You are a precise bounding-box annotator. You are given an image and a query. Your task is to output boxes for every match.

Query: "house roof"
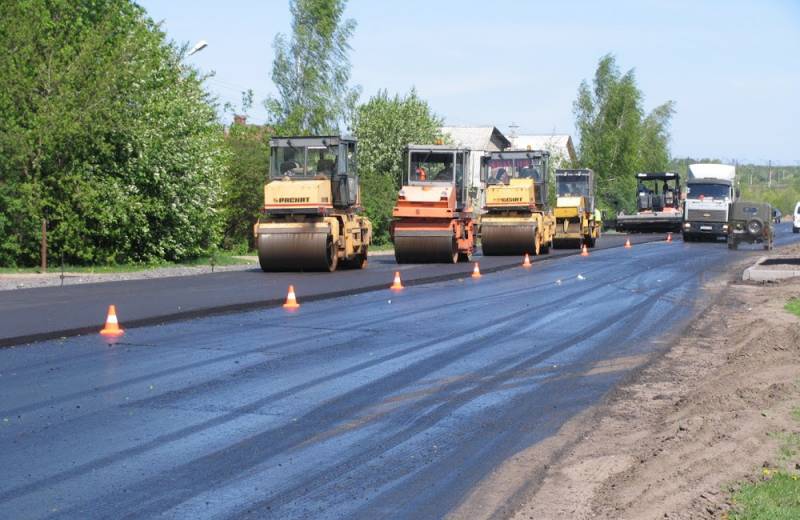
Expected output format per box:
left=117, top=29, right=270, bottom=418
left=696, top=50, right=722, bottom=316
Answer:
left=441, top=126, right=511, bottom=152
left=510, top=134, right=576, bottom=163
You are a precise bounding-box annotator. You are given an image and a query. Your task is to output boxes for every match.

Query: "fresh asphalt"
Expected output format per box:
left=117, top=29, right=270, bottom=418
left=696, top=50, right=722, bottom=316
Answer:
left=0, top=223, right=797, bottom=520
left=0, top=233, right=661, bottom=346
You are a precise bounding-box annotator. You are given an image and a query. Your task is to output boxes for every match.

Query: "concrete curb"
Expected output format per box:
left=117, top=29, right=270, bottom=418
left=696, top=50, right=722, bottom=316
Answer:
left=742, top=256, right=800, bottom=281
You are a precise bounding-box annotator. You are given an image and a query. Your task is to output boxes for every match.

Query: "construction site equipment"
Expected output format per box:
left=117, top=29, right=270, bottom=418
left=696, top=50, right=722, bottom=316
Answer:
left=683, top=164, right=737, bottom=241
left=100, top=305, right=124, bottom=337
left=480, top=150, right=555, bottom=255
left=283, top=285, right=300, bottom=309
left=522, top=253, right=532, bottom=268
left=391, top=145, right=476, bottom=263
left=471, top=262, right=481, bottom=278
left=390, top=272, right=404, bottom=290
left=616, top=172, right=683, bottom=233
left=254, top=136, right=372, bottom=272
left=553, top=169, right=601, bottom=248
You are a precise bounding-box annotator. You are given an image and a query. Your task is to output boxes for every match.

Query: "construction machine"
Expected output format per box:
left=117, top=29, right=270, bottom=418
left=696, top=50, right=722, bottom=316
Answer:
left=254, top=136, right=372, bottom=272
left=391, top=144, right=476, bottom=263
left=553, top=169, right=601, bottom=248
left=616, top=172, right=683, bottom=233
left=479, top=150, right=555, bottom=255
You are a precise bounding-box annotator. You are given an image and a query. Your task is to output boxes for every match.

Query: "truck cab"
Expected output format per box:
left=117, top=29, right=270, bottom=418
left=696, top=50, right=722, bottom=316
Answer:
left=683, top=164, right=737, bottom=242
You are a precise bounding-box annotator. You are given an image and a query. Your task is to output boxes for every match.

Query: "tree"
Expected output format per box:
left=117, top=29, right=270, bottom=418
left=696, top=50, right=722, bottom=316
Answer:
left=0, top=0, right=226, bottom=266
left=220, top=112, right=270, bottom=252
left=353, top=89, right=443, bottom=243
left=265, top=0, right=360, bottom=135
left=573, top=54, right=675, bottom=213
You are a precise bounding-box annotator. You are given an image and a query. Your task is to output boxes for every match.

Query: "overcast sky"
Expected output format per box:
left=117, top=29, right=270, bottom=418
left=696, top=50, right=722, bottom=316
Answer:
left=137, top=0, right=800, bottom=164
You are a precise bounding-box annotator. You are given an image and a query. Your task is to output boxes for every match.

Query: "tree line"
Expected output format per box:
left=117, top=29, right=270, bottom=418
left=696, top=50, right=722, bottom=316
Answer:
left=0, top=0, right=677, bottom=267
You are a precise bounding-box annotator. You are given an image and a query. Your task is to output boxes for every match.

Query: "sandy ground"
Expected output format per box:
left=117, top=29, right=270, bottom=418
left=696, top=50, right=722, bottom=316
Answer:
left=449, top=244, right=800, bottom=520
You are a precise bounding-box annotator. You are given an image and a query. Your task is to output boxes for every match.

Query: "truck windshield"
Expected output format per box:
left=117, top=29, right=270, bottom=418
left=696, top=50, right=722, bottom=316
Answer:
left=271, top=145, right=339, bottom=179
left=410, top=151, right=454, bottom=183
left=487, top=158, right=543, bottom=185
left=686, top=184, right=730, bottom=199
left=557, top=174, right=589, bottom=196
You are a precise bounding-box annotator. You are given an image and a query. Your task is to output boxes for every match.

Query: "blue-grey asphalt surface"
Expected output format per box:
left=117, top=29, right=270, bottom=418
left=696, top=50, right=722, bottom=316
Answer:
left=0, top=234, right=660, bottom=346
left=1, top=223, right=797, bottom=520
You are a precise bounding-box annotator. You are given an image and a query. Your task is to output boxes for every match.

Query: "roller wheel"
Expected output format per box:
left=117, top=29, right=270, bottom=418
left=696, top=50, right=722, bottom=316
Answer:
left=342, top=246, right=368, bottom=269
left=540, top=240, right=550, bottom=255
left=324, top=235, right=338, bottom=272
left=457, top=251, right=472, bottom=262
left=534, top=233, right=541, bottom=256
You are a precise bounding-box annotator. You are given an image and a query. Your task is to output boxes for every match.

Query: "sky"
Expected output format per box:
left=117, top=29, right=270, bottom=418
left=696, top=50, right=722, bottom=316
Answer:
left=137, top=0, right=800, bottom=164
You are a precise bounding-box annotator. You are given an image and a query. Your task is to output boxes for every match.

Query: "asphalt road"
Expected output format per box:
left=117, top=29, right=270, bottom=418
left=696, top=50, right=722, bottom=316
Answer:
left=0, top=233, right=662, bottom=346
left=0, top=223, right=796, bottom=520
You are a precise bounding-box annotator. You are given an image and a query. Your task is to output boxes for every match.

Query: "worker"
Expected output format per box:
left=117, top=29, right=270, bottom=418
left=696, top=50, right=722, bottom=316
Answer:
left=416, top=166, right=427, bottom=181
left=495, top=168, right=509, bottom=184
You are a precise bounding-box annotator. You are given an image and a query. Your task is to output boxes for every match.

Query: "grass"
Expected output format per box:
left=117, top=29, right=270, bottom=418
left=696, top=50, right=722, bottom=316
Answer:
left=729, top=473, right=800, bottom=519
left=785, top=298, right=800, bottom=318
left=727, top=410, right=800, bottom=518
left=0, top=252, right=254, bottom=275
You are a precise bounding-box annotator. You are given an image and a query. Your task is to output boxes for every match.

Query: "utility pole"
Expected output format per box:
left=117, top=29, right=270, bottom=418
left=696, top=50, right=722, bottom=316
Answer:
left=768, top=160, right=772, bottom=188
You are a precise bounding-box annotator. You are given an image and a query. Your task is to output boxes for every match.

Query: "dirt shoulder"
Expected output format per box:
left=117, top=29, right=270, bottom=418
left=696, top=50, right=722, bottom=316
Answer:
left=448, top=244, right=800, bottom=520
left=519, top=245, right=800, bottom=519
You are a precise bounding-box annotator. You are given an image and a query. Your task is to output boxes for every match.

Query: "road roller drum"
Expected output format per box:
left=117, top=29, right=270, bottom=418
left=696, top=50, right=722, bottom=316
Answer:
left=258, top=228, right=336, bottom=272
left=481, top=222, right=539, bottom=256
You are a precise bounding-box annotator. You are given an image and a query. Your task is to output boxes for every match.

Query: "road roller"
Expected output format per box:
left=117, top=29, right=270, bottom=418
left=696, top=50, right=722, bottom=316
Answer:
left=253, top=136, right=371, bottom=272
left=553, top=169, right=601, bottom=248
left=479, top=150, right=555, bottom=256
left=391, top=144, right=476, bottom=263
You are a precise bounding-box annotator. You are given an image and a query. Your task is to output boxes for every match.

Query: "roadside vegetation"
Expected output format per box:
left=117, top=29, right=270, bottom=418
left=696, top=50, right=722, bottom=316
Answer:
left=4, top=0, right=789, bottom=269
left=785, top=298, right=800, bottom=318
left=728, top=408, right=800, bottom=519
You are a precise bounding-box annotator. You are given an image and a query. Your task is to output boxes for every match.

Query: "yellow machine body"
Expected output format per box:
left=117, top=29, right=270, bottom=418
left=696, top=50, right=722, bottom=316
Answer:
left=481, top=170, right=555, bottom=256
left=254, top=136, right=372, bottom=272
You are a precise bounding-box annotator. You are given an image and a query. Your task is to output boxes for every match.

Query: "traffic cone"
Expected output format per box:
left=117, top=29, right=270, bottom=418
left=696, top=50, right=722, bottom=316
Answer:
left=624, top=238, right=632, bottom=249
left=522, top=253, right=532, bottom=268
left=472, top=262, right=481, bottom=278
left=666, top=232, right=673, bottom=243
left=390, top=271, right=404, bottom=290
left=99, top=305, right=124, bottom=337
left=283, top=285, right=300, bottom=309
left=581, top=244, right=589, bottom=256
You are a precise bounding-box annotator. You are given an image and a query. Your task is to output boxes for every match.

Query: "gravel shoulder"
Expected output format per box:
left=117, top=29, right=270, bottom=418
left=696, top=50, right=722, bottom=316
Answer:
left=449, top=243, right=800, bottom=519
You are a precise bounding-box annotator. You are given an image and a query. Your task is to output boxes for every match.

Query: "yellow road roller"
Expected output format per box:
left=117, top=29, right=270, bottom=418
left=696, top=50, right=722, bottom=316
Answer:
left=479, top=150, right=555, bottom=255
left=553, top=168, right=601, bottom=248
left=254, top=136, right=371, bottom=272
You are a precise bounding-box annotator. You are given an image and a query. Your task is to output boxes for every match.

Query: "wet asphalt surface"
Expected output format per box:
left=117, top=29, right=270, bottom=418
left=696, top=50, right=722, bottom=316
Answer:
left=0, top=233, right=659, bottom=346
left=1, top=223, right=797, bottom=520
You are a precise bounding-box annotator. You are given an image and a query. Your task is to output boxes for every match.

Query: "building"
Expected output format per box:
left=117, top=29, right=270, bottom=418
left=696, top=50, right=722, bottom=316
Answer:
left=509, top=134, right=576, bottom=167
left=440, top=126, right=512, bottom=208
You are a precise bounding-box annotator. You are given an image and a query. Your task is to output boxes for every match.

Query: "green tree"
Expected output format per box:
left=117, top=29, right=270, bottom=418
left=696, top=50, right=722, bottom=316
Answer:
left=0, top=0, right=226, bottom=266
left=266, top=0, right=360, bottom=135
left=220, top=115, right=270, bottom=252
left=354, top=89, right=443, bottom=243
left=573, top=54, right=675, bottom=213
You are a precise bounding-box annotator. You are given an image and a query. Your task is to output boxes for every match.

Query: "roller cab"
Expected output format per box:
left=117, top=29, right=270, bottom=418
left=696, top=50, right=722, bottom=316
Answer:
left=554, top=169, right=601, bottom=248
left=479, top=150, right=555, bottom=256
left=254, top=136, right=372, bottom=272
left=391, top=145, right=476, bottom=263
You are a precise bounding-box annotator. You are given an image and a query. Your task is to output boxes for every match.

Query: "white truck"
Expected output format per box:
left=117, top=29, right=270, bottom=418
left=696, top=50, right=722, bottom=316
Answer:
left=683, top=164, right=738, bottom=242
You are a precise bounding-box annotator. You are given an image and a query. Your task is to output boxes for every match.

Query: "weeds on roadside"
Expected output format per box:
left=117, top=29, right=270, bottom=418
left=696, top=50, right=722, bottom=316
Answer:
left=785, top=298, right=800, bottom=318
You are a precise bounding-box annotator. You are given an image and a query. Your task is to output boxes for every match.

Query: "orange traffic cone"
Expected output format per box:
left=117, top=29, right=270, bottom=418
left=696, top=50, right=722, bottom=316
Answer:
left=100, top=305, right=124, bottom=337
left=283, top=285, right=300, bottom=309
left=472, top=262, right=481, bottom=278
left=666, top=232, right=673, bottom=243
left=581, top=244, right=589, bottom=256
left=522, top=253, right=532, bottom=268
left=390, top=271, right=404, bottom=290
left=624, top=238, right=632, bottom=249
